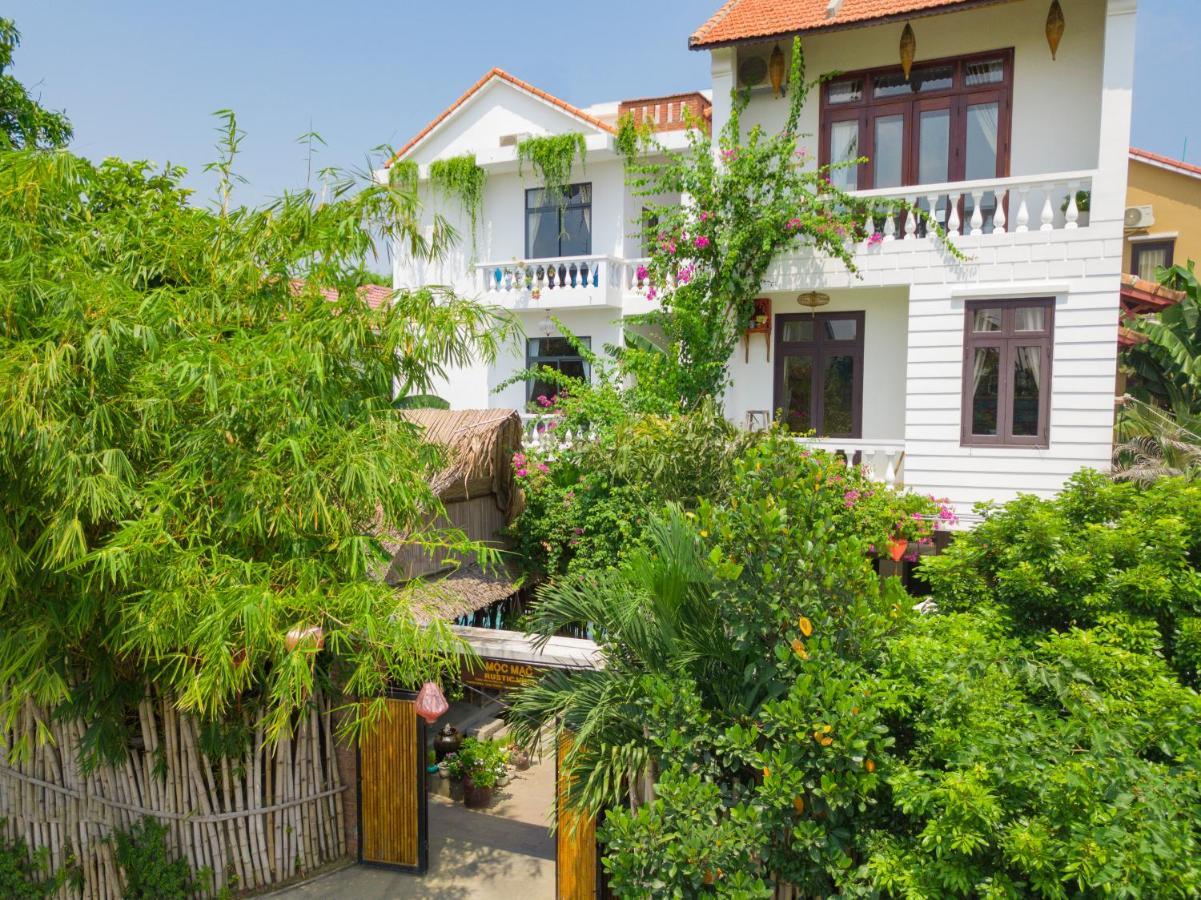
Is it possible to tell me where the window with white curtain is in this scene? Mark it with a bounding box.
[961,298,1054,448]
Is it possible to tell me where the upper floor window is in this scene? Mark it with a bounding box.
[821,51,1013,192]
[961,298,1053,448]
[526,183,592,259]
[1130,238,1175,282]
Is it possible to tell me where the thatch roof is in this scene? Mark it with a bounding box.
[400,408,522,517]
[408,563,522,624]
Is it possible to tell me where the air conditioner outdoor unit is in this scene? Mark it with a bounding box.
[1124,205,1155,229]
[499,132,531,148]
[737,53,771,91]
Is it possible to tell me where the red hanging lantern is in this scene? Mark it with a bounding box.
[415,682,449,725]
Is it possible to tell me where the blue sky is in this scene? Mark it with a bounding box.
[7,1,1196,207]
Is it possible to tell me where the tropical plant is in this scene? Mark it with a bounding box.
[1113,395,1201,483]
[428,153,486,256]
[0,128,518,763]
[1124,262,1201,418]
[0,19,71,150]
[517,132,586,210]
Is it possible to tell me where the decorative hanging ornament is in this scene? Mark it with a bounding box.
[1046,0,1065,60]
[769,44,786,98]
[900,23,917,81]
[796,291,831,309]
[415,682,449,725]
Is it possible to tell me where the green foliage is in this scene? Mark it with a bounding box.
[617,37,954,410]
[920,470,1201,684]
[429,153,486,257]
[0,19,72,150]
[445,736,506,788]
[517,132,586,211]
[113,818,210,899]
[1113,396,1201,484]
[1124,262,1201,419]
[0,136,519,763]
[0,824,67,898]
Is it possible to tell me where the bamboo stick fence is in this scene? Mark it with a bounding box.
[0,692,347,898]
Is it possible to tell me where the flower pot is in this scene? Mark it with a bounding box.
[434,725,462,762]
[462,778,493,809]
[449,777,464,801]
[496,771,509,787]
[887,538,908,562]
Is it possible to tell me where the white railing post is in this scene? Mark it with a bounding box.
[947,192,962,236]
[1065,180,1080,230]
[1015,186,1031,233]
[993,191,1007,234]
[1040,188,1056,231]
[970,191,985,236]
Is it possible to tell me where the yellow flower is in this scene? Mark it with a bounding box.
[820,736,834,747]
[792,796,805,814]
[791,639,809,660]
[798,616,813,637]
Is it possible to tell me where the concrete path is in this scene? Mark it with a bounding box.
[271,749,556,899]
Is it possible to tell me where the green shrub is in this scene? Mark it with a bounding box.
[0,825,65,898]
[113,818,209,899]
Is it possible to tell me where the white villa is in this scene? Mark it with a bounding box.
[388,0,1138,517]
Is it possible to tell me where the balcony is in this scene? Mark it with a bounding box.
[795,437,905,487]
[855,170,1096,239]
[476,255,631,311]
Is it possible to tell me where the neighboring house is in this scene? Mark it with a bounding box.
[389,0,1138,517]
[1125,147,1201,280]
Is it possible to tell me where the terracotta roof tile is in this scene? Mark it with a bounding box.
[388,68,615,166]
[1130,147,1201,180]
[690,0,1005,48]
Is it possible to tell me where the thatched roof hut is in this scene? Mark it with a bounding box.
[379,409,525,623]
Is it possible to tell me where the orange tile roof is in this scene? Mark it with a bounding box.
[690,0,1006,48]
[388,68,616,166]
[1130,147,1201,180]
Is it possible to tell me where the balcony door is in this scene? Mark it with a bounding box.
[773,312,865,438]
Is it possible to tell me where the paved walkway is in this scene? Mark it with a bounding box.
[272,751,556,899]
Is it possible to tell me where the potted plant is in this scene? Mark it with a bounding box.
[443,752,466,800]
[426,749,438,775]
[463,761,498,808]
[509,744,531,771]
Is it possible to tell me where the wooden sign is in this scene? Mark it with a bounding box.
[461,657,548,691]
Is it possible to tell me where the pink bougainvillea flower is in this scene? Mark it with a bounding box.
[786,217,803,231]
[536,462,549,474]
[721,148,738,161]
[843,490,860,507]
[646,286,658,302]
[678,264,694,285]
[699,211,712,222]
[694,235,710,249]
[867,232,885,246]
[515,467,528,477]
[536,394,551,408]
[635,264,649,281]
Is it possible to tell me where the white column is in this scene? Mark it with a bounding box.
[1092,0,1138,231]
[708,48,736,148]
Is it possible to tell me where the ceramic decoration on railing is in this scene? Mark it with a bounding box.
[854,170,1096,241]
[520,413,590,454]
[796,437,905,487]
[478,255,612,297]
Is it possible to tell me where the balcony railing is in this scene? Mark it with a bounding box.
[477,255,625,309]
[855,170,1096,239]
[795,437,905,487]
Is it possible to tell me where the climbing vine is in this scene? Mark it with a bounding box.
[518,132,587,209]
[429,153,487,256]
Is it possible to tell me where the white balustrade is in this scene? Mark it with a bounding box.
[855,170,1095,243]
[794,437,906,488]
[477,255,616,297]
[519,413,591,455]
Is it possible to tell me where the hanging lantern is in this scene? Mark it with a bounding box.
[415,682,449,725]
[900,24,917,81]
[1046,0,1065,60]
[796,291,831,309]
[769,44,786,98]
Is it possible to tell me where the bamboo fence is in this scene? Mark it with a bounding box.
[0,692,347,898]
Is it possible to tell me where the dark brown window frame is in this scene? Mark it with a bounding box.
[960,298,1054,449]
[773,311,865,438]
[819,49,1014,191]
[1130,238,1176,281]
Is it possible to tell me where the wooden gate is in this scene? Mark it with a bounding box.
[358,695,427,872]
[556,733,599,899]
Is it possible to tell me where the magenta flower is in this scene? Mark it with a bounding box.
[867,232,884,246]
[786,217,803,231]
[515,467,528,477]
[843,490,860,507]
[536,394,552,408]
[635,264,649,281]
[512,452,526,468]
[646,286,658,302]
[536,462,550,474]
[699,211,712,222]
[721,148,738,161]
[694,235,710,249]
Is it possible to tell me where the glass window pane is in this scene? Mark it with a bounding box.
[1136,247,1169,281]
[1015,306,1046,332]
[528,209,560,258]
[781,320,814,343]
[828,79,863,104]
[558,359,588,382]
[972,308,1002,332]
[918,109,951,185]
[1012,346,1043,436]
[822,355,856,436]
[781,356,814,433]
[873,115,905,189]
[824,318,858,341]
[560,207,592,256]
[965,102,1000,180]
[965,59,1005,86]
[912,64,954,93]
[526,188,548,210]
[970,346,1001,436]
[829,120,860,190]
[874,71,913,98]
